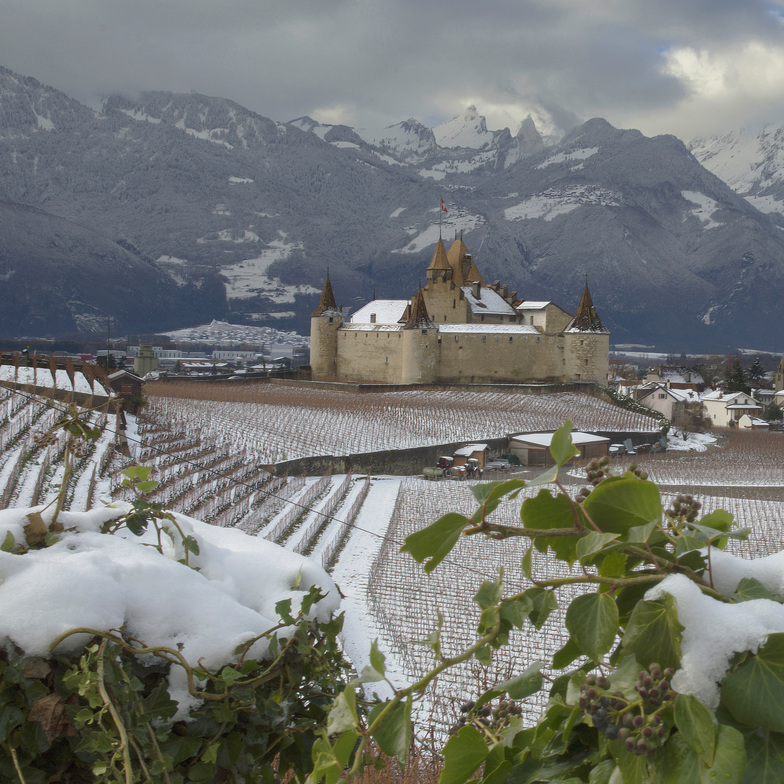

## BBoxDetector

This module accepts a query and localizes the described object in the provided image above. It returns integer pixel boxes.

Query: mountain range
[1,64,783,352]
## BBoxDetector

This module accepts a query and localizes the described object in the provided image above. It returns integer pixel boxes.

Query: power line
[0,384,508,579]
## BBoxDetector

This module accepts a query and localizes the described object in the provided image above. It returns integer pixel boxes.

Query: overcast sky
[4,0,784,142]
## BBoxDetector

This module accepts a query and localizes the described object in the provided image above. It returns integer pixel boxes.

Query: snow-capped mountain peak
[432,104,500,149]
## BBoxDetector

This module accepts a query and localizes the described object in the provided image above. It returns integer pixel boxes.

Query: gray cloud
[2,0,784,140]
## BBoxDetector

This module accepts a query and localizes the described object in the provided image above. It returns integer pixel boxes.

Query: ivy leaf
[582,477,663,534]
[369,639,386,676]
[182,536,200,556]
[122,466,154,481]
[499,595,533,630]
[525,586,559,630]
[565,592,619,661]
[327,687,358,734]
[674,693,716,765]
[733,578,784,604]
[658,724,745,784]
[552,637,582,670]
[400,513,468,574]
[621,595,683,670]
[576,532,621,560]
[742,728,784,784]
[135,480,159,494]
[550,420,579,466]
[469,480,527,523]
[474,578,503,610]
[474,662,545,711]
[522,544,533,579]
[369,698,411,761]
[439,725,490,784]
[722,633,784,732]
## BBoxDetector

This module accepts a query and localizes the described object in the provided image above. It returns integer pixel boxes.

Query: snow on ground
[219,233,319,302]
[535,147,598,168]
[681,191,723,229]
[391,211,485,254]
[330,476,404,700]
[504,186,621,222]
[665,429,716,451]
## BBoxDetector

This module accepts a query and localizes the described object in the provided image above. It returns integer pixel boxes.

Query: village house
[633,382,698,421]
[310,237,609,385]
[701,390,762,428]
[509,431,610,466]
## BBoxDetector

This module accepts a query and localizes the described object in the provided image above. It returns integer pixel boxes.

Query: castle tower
[562,281,610,383]
[447,237,485,286]
[309,275,343,376]
[426,238,452,282]
[401,289,438,384]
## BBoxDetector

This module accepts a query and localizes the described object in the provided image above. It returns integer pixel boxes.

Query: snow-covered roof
[341,323,405,332]
[454,443,489,456]
[638,383,694,403]
[438,324,539,335]
[510,431,610,447]
[516,301,552,310]
[461,286,517,316]
[350,300,408,324]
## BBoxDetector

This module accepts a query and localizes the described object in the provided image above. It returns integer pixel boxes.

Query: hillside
[2,65,784,350]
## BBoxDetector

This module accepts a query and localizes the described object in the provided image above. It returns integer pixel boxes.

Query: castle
[310,236,609,385]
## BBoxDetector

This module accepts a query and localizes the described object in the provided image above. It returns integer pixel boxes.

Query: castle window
[385,356,389,364]
[580,339,584,346]
[452,299,456,308]
[482,335,486,342]
[585,359,589,366]
[509,337,513,343]
[421,329,428,335]
[328,317,334,324]
[576,373,581,380]
[455,336,459,342]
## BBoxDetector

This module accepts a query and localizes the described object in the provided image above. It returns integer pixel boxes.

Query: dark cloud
[2,0,784,140]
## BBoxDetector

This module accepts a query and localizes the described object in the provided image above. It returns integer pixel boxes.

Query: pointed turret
[565,281,608,333]
[426,238,452,281]
[404,288,435,329]
[447,238,485,286]
[311,275,339,317]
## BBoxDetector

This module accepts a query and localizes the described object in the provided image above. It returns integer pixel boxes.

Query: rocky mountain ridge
[1,64,783,351]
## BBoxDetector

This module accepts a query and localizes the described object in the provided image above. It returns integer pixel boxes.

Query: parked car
[486,459,511,470]
[608,444,626,456]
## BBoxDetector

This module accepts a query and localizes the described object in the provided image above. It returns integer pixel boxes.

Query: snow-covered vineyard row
[144,382,659,462]
[640,429,784,487]
[0,387,376,576]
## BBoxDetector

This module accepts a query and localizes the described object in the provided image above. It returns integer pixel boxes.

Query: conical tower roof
[566,281,608,333]
[446,238,485,286]
[311,275,339,317]
[427,238,451,272]
[404,288,435,329]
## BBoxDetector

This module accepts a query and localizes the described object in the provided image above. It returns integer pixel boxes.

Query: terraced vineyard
[4,380,784,737]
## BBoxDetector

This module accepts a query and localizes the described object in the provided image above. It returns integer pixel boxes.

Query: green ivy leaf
[742,729,784,784]
[576,531,621,560]
[621,595,683,671]
[135,480,159,494]
[369,698,411,761]
[552,637,582,670]
[565,592,619,660]
[525,586,559,630]
[400,513,468,574]
[369,639,386,676]
[733,578,784,604]
[522,544,533,579]
[722,633,784,732]
[122,466,154,481]
[1,531,17,552]
[475,662,544,710]
[499,595,533,630]
[550,420,579,466]
[327,687,358,734]
[658,724,745,784]
[582,477,663,534]
[439,725,490,784]
[474,577,503,610]
[674,693,716,765]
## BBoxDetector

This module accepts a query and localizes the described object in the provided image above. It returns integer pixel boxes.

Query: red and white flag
[440,197,448,213]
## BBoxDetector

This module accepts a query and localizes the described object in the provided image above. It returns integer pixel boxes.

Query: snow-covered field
[2,382,784,735]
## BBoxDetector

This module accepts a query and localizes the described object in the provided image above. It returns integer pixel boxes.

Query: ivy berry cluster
[668,494,702,523]
[578,664,675,756]
[451,698,523,736]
